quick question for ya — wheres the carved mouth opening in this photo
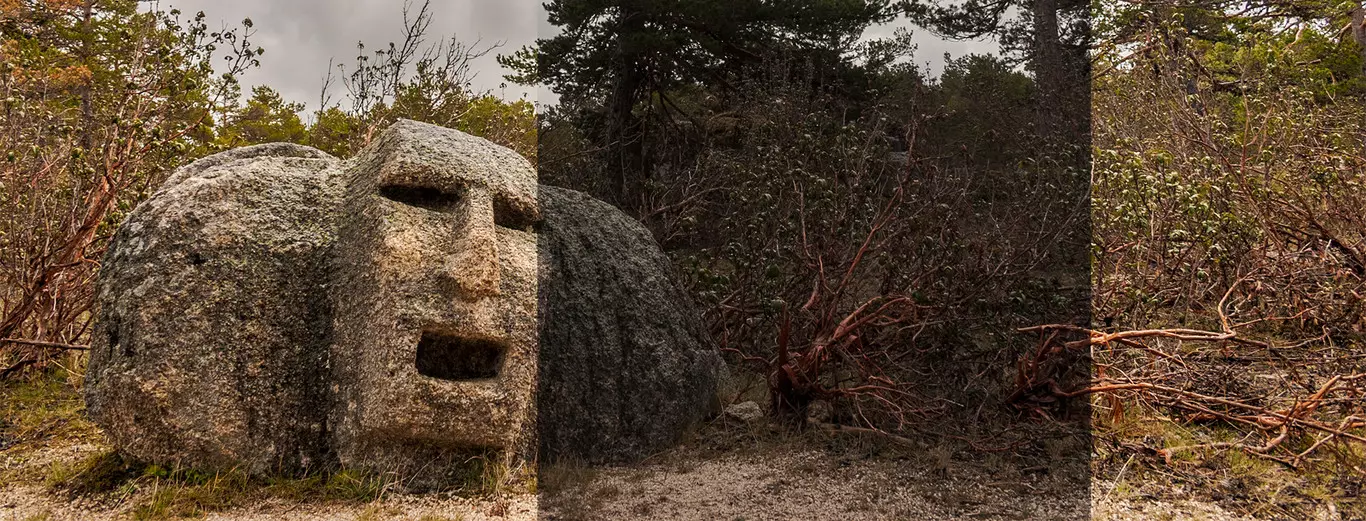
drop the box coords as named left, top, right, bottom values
left=415, top=331, right=506, bottom=381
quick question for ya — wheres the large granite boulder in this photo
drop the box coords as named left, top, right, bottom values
left=85, top=143, right=342, bottom=474
left=83, top=120, right=722, bottom=481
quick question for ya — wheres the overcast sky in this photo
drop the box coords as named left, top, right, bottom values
left=152, top=1, right=994, bottom=114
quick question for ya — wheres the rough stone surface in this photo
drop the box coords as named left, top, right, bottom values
left=537, top=185, right=723, bottom=463
left=84, top=143, right=344, bottom=473
left=328, top=120, right=540, bottom=483
left=84, top=120, right=722, bottom=479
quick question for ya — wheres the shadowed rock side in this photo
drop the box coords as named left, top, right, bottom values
left=536, top=185, right=723, bottom=463
left=84, top=143, right=344, bottom=474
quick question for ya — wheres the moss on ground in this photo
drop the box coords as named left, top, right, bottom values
left=1095, top=401, right=1366, bottom=519
left=0, top=367, right=101, bottom=454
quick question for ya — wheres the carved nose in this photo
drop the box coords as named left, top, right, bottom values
left=442, top=188, right=500, bottom=299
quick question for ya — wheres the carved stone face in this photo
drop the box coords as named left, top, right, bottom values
left=84, top=119, right=721, bottom=484
left=329, top=120, right=540, bottom=471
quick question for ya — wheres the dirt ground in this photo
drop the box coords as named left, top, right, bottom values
left=0, top=394, right=1321, bottom=521
left=7, top=444, right=1086, bottom=521
left=1, top=482, right=537, bottom=521
left=540, top=445, right=1089, bottom=520
left=537, top=421, right=1296, bottom=521
left=3, top=434, right=1316, bottom=521
left=0, top=442, right=535, bottom=521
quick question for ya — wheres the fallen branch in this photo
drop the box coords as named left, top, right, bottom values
left=0, top=359, right=37, bottom=379
left=1016, top=323, right=1366, bottom=467
left=0, top=338, right=90, bottom=351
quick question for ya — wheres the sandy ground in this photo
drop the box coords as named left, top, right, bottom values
left=540, top=443, right=1091, bottom=520
left=1090, top=484, right=1260, bottom=521
left=1093, top=492, right=1348, bottom=521
left=2, top=428, right=1311, bottom=520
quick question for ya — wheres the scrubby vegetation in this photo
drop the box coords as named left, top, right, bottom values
left=0, top=0, right=535, bottom=380
left=528, top=0, right=1092, bottom=484
left=1088, top=0, right=1366, bottom=517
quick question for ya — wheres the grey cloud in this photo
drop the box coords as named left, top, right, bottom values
left=160, top=0, right=540, bottom=113
left=863, top=18, right=1000, bottom=77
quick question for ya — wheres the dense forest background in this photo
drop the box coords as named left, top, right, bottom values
left=524, top=0, right=1093, bottom=454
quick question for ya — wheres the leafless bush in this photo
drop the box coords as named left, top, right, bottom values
left=315, top=0, right=534, bottom=163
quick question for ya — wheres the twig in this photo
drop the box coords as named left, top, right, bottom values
left=0, top=338, right=90, bottom=351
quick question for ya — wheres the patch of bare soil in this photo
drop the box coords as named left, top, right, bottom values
left=538, top=421, right=1091, bottom=521
left=6, top=422, right=1328, bottom=520
left=1093, top=495, right=1264, bottom=521
left=1091, top=479, right=1263, bottom=521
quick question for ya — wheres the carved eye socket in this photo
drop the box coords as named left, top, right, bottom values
left=379, top=185, right=461, bottom=212
left=494, top=198, right=538, bottom=233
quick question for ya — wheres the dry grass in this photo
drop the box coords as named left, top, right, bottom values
left=1, top=369, right=527, bottom=520
left=1086, top=330, right=1366, bottom=519
left=0, top=367, right=100, bottom=454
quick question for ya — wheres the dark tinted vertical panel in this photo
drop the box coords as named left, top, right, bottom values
left=536, top=0, right=1092, bottom=518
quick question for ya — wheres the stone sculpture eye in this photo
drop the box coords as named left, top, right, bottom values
left=493, top=198, right=537, bottom=233
left=378, top=184, right=461, bottom=212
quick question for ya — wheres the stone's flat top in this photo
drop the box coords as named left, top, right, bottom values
left=355, top=119, right=538, bottom=222
left=160, top=142, right=338, bottom=189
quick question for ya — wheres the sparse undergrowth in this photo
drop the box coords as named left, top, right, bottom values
left=44, top=451, right=397, bottom=520
left=1095, top=400, right=1366, bottom=520
left=1086, top=330, right=1366, bottom=520
left=0, top=366, right=101, bottom=455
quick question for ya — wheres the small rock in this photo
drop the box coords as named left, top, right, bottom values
left=807, top=400, right=832, bottom=424
left=726, top=401, right=765, bottom=422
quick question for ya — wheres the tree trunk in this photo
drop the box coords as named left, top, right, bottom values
left=1351, top=5, right=1366, bottom=77
left=606, top=5, right=645, bottom=206
left=1032, top=0, right=1061, bottom=138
